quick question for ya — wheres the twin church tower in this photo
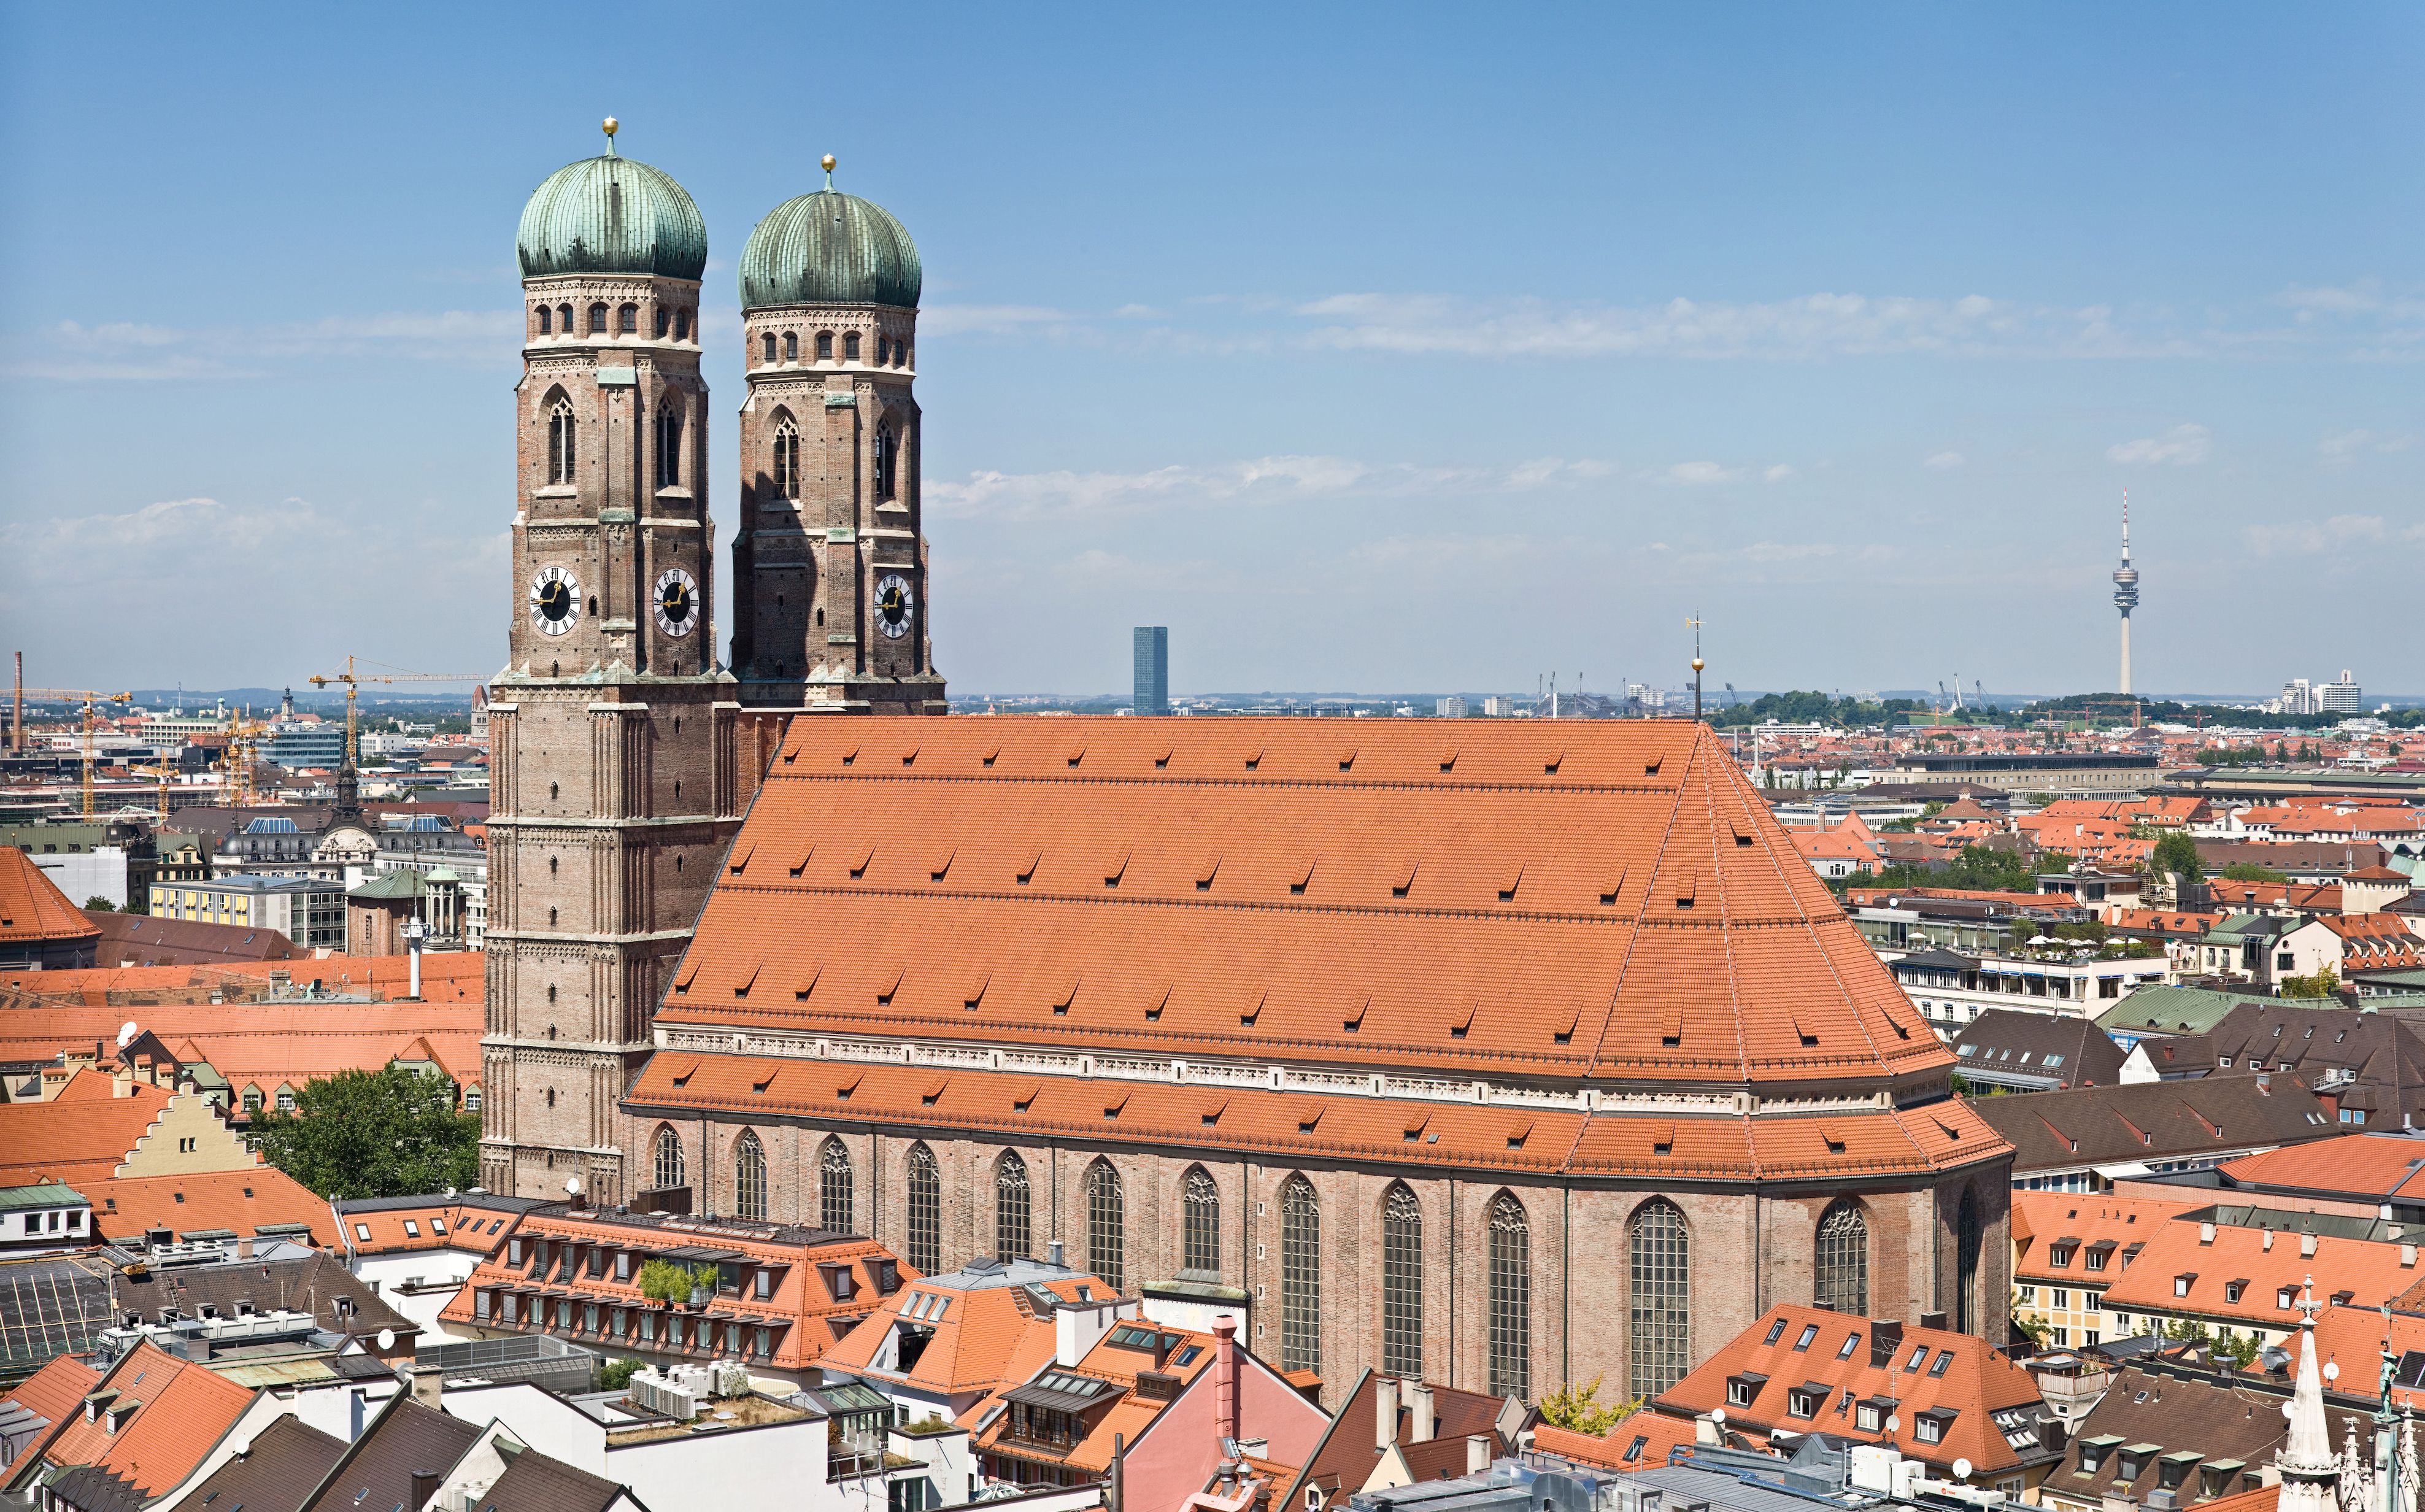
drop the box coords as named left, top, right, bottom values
left=481, top=123, right=943, bottom=1199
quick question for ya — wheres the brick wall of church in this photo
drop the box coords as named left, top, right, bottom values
left=625, top=1110, right=2010, bottom=1406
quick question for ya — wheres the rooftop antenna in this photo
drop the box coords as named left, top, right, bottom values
left=1687, top=614, right=1705, bottom=722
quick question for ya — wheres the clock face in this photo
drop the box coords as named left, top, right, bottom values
left=653, top=567, right=700, bottom=639
left=529, top=566, right=580, bottom=636
left=874, top=574, right=914, bottom=639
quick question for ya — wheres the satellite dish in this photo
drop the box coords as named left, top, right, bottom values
left=117, top=1022, right=140, bottom=1048
left=2325, top=1361, right=2340, bottom=1382
left=376, top=1328, right=396, bottom=1351
left=1711, top=1408, right=1725, bottom=1424
left=565, top=1175, right=583, bottom=1197
left=1885, top=1414, right=1900, bottom=1435
left=1953, top=1459, right=1973, bottom=1482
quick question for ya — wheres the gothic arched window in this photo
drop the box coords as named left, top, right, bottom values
left=675, top=309, right=691, bottom=341
left=1085, top=1160, right=1124, bottom=1294
left=815, top=331, right=835, bottom=361
left=1488, top=1192, right=1532, bottom=1401
left=906, top=1143, right=941, bottom=1273
left=1816, top=1200, right=1870, bottom=1317
left=655, top=403, right=683, bottom=489
left=762, top=333, right=777, bottom=364
left=618, top=303, right=638, bottom=333
left=772, top=421, right=800, bottom=501
left=653, top=306, right=669, bottom=339
left=996, top=1150, right=1031, bottom=1261
left=1181, top=1167, right=1220, bottom=1276
left=652, top=1126, right=685, bottom=1192
left=1956, top=1189, right=1984, bottom=1335
left=819, top=1136, right=854, bottom=1233
left=1629, top=1198, right=1691, bottom=1398
left=1381, top=1184, right=1424, bottom=1377
left=588, top=303, right=608, bottom=334
left=546, top=398, right=576, bottom=485
left=874, top=423, right=898, bottom=501
left=557, top=303, right=573, bottom=333
left=844, top=330, right=861, bottom=361
left=1280, top=1176, right=1320, bottom=1376
left=536, top=305, right=551, bottom=335
left=784, top=331, right=799, bottom=362
left=877, top=337, right=890, bottom=365
left=733, top=1130, right=767, bottom=1222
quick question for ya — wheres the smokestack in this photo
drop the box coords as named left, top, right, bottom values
left=1214, top=1316, right=1240, bottom=1447
left=1376, top=1379, right=1400, bottom=1451
left=1049, top=1239, right=1065, bottom=1268
left=1408, top=1384, right=1435, bottom=1444
left=408, top=1364, right=443, bottom=1409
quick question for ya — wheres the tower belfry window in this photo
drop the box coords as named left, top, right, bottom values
left=536, top=305, right=552, bottom=334
left=655, top=404, right=683, bottom=488
left=773, top=421, right=801, bottom=501
left=557, top=303, right=573, bottom=333
left=763, top=333, right=777, bottom=364
left=874, top=424, right=898, bottom=501
left=547, top=399, right=576, bottom=485
left=619, top=304, right=638, bottom=333
left=844, top=331, right=861, bottom=361
left=653, top=307, right=669, bottom=338
left=783, top=332, right=798, bottom=362
left=816, top=331, right=834, bottom=361
left=588, top=303, right=608, bottom=334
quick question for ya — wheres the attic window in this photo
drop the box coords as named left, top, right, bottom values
left=1239, top=989, right=1264, bottom=1028
left=1652, top=1122, right=1675, bottom=1156
left=1297, top=1106, right=1323, bottom=1135
left=963, top=973, right=990, bottom=1011
left=1244, top=747, right=1262, bottom=771
left=1498, top=862, right=1524, bottom=902
left=876, top=967, right=903, bottom=1006
left=1343, top=995, right=1368, bottom=1032
left=1290, top=858, right=1317, bottom=895
left=1104, top=849, right=1130, bottom=888
left=901, top=745, right=919, bottom=766
left=1196, top=855, right=1220, bottom=892
left=1644, top=757, right=1663, bottom=777
left=1599, top=867, right=1626, bottom=906
left=1506, top=1122, right=1530, bottom=1150
left=793, top=963, right=822, bottom=1000
left=1066, top=745, right=1085, bottom=768
left=1201, top=1098, right=1227, bottom=1126
left=930, top=848, right=954, bottom=881
left=841, top=746, right=858, bottom=766
left=1450, top=1002, right=1475, bottom=1040
left=921, top=1079, right=947, bottom=1107
left=1017, top=850, right=1041, bottom=885
left=849, top=845, right=874, bottom=879
left=734, top=962, right=762, bottom=998
left=982, top=745, right=1000, bottom=767
left=1338, top=749, right=1357, bottom=772
left=1439, top=748, right=1458, bottom=772
left=1819, top=1125, right=1846, bottom=1155
left=1543, top=752, right=1562, bottom=775
left=728, top=843, right=755, bottom=875
left=1052, top=976, right=1079, bottom=1016
left=1551, top=1008, right=1576, bottom=1046
left=1391, top=861, right=1417, bottom=899
left=1154, top=746, right=1172, bottom=768
left=1103, top=1093, right=1128, bottom=1120
left=1144, top=984, right=1169, bottom=1022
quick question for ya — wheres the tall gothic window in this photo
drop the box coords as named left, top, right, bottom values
left=1280, top=1176, right=1320, bottom=1376
left=874, top=423, right=898, bottom=501
left=906, top=1144, right=942, bottom=1273
left=588, top=303, right=608, bottom=334
left=772, top=422, right=800, bottom=501
left=762, top=333, right=776, bottom=364
left=651, top=1126, right=684, bottom=1192
left=654, top=404, right=682, bottom=488
left=1181, top=1167, right=1220, bottom=1276
left=1381, top=1184, right=1423, bottom=1378
left=1629, top=1198, right=1691, bottom=1398
left=1815, top=1200, right=1870, bottom=1317
left=536, top=304, right=551, bottom=335
left=547, top=399, right=576, bottom=485
left=783, top=331, right=798, bottom=361
left=819, top=1137, right=854, bottom=1233
left=1487, top=1192, right=1532, bottom=1402
left=733, top=1131, right=767, bottom=1222
left=1955, top=1189, right=1983, bottom=1335
left=995, top=1150, right=1032, bottom=1260
left=1085, top=1160, right=1125, bottom=1294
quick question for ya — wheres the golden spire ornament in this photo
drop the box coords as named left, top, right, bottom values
left=603, top=117, right=619, bottom=156
left=822, top=153, right=837, bottom=190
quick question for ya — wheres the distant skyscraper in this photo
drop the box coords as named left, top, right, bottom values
left=1133, top=627, right=1169, bottom=714
left=2111, top=491, right=2140, bottom=694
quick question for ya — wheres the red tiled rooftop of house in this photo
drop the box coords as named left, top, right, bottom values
left=0, top=846, right=101, bottom=949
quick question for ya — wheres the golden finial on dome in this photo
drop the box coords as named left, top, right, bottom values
left=603, top=117, right=619, bottom=156
left=822, top=153, right=837, bottom=190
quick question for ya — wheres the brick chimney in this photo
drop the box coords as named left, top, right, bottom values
left=1870, top=1319, right=1904, bottom=1369
left=1214, top=1315, right=1241, bottom=1447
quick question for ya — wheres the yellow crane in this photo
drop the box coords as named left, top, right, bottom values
left=307, top=657, right=484, bottom=768
left=20, top=688, right=134, bottom=817
left=221, top=711, right=274, bottom=806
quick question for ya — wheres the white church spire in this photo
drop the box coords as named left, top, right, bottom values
left=2281, top=1278, right=2343, bottom=1512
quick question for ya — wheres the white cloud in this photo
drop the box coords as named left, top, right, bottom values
left=2107, top=423, right=2211, bottom=466
left=1656, top=461, right=1744, bottom=487
left=1764, top=465, right=1795, bottom=484
left=2319, top=428, right=2416, bottom=465
left=927, top=453, right=1614, bottom=521
left=1, top=310, right=520, bottom=380
left=2243, top=514, right=2425, bottom=554
left=919, top=304, right=1079, bottom=337
left=1924, top=450, right=1966, bottom=471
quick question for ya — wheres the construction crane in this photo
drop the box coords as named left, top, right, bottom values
left=223, top=711, right=271, bottom=806
left=20, top=688, right=134, bottom=817
left=307, top=657, right=483, bottom=768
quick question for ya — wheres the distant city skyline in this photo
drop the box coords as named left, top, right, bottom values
left=1, top=6, right=2418, bottom=695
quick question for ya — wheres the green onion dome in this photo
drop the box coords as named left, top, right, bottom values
left=517, top=152, right=708, bottom=282
left=739, top=189, right=922, bottom=310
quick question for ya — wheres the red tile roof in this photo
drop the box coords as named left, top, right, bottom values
left=817, top=1267, right=1105, bottom=1400
left=655, top=720, right=1957, bottom=1092
left=2218, top=1133, right=2425, bottom=1204
left=0, top=1070, right=174, bottom=1185
left=1654, top=1305, right=2048, bottom=1477
left=25, top=1340, right=255, bottom=1497
left=971, top=1320, right=1218, bottom=1474
left=2009, top=1193, right=2200, bottom=1283
left=83, top=1168, right=329, bottom=1246
left=2097, top=1216, right=2422, bottom=1328
left=1533, top=1414, right=1699, bottom=1472
left=0, top=1002, right=482, bottom=1109
left=0, top=1353, right=102, bottom=1473
left=335, top=1198, right=526, bottom=1259
left=0, top=847, right=100, bottom=949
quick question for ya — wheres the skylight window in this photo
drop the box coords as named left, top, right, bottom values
left=1929, top=1350, right=1954, bottom=1377
left=1794, top=1324, right=1819, bottom=1352
left=1764, top=1319, right=1789, bottom=1346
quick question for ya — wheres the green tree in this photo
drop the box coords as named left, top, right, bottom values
left=601, top=1357, right=645, bottom=1390
left=1538, top=1376, right=1641, bottom=1435
left=2151, top=831, right=2205, bottom=885
left=2280, top=968, right=2340, bottom=1001
left=638, top=1259, right=720, bottom=1302
left=249, top=1065, right=479, bottom=1200
left=85, top=895, right=116, bottom=911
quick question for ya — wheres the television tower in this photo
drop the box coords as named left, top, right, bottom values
left=2111, top=490, right=2140, bottom=694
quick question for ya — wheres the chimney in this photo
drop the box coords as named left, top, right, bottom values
left=2402, top=1244, right=2416, bottom=1269
left=2200, top=1221, right=2217, bottom=1246
left=411, top=1471, right=441, bottom=1511
left=1919, top=1311, right=1948, bottom=1332
left=1049, top=1239, right=1065, bottom=1267
left=2301, top=1232, right=2318, bottom=1259
left=1870, top=1319, right=1904, bottom=1369
left=237, top=1235, right=254, bottom=1260
left=1214, top=1315, right=1241, bottom=1447
left=1376, top=1379, right=1400, bottom=1451
left=1109, top=1433, right=1125, bottom=1512
left=1695, top=1413, right=1721, bottom=1446
left=1408, top=1384, right=1435, bottom=1444
left=2262, top=1230, right=2274, bottom=1252
left=1467, top=1435, right=1491, bottom=1475
left=350, top=1388, right=366, bottom=1441
left=408, top=1364, right=443, bottom=1409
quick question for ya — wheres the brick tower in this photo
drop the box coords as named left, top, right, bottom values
left=730, top=155, right=946, bottom=715
left=481, top=122, right=747, bottom=1202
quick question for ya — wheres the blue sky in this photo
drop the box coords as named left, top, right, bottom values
left=2, top=3, right=2418, bottom=699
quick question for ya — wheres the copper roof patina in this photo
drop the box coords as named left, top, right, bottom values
left=517, top=152, right=707, bottom=282
left=739, top=187, right=921, bottom=310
